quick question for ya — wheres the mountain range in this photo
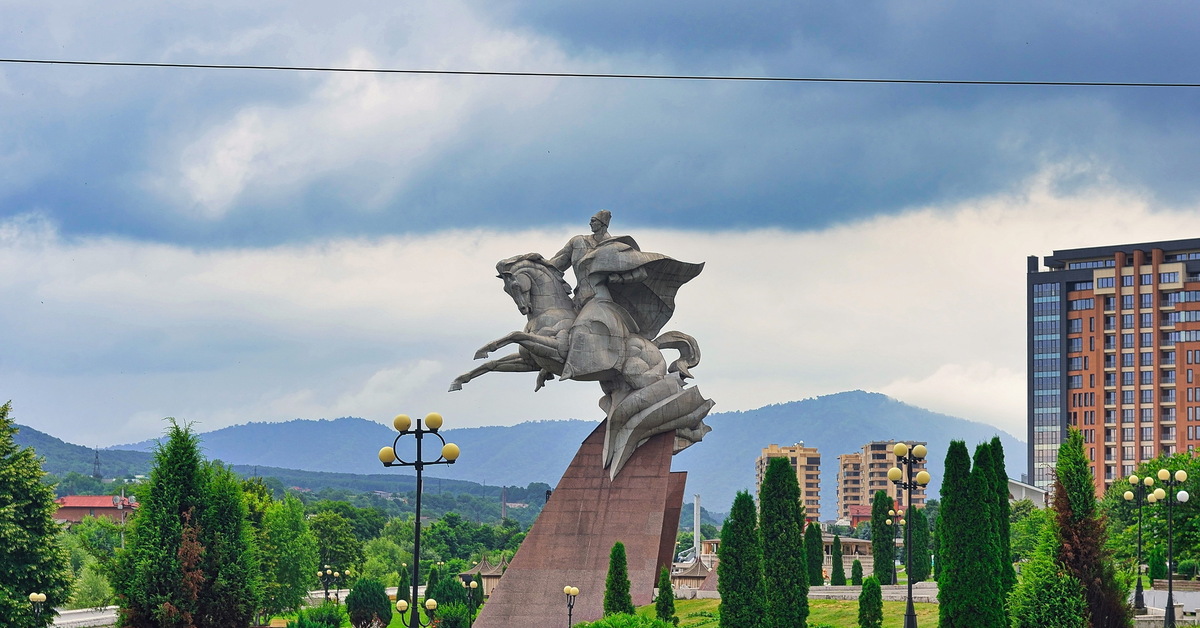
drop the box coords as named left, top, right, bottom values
left=21, top=390, right=1024, bottom=518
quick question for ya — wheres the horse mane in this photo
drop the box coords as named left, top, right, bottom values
left=496, top=253, right=571, bottom=294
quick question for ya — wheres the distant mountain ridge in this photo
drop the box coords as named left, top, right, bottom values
left=102, top=390, right=1024, bottom=517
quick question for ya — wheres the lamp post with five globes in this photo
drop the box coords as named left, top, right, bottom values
left=1150, top=468, right=1189, bottom=628
left=379, top=412, right=460, bottom=628
left=885, top=509, right=903, bottom=586
left=1124, top=474, right=1156, bottom=613
left=888, top=442, right=931, bottom=628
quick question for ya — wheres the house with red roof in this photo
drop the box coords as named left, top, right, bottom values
left=54, top=495, right=137, bottom=525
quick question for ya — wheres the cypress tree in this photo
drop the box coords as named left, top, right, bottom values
left=906, top=506, right=931, bottom=583
left=112, top=419, right=208, bottom=628
left=937, top=440, right=971, bottom=628
left=718, top=491, right=765, bottom=628
left=830, top=535, right=846, bottom=585
left=654, top=566, right=676, bottom=625
left=965, top=443, right=1005, bottom=628
left=603, top=541, right=634, bottom=615
left=805, top=522, right=824, bottom=586
left=1054, top=428, right=1130, bottom=628
left=851, top=560, right=863, bottom=586
left=857, top=576, right=883, bottom=628
left=869, top=490, right=895, bottom=584
left=196, top=463, right=261, bottom=628
left=1008, top=520, right=1087, bottom=628
left=0, top=402, right=73, bottom=628
left=757, top=458, right=807, bottom=628
left=990, top=436, right=1016, bottom=602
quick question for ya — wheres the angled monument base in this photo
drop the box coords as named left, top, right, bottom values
left=473, top=422, right=685, bottom=627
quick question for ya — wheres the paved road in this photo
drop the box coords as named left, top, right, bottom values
left=53, top=607, right=118, bottom=627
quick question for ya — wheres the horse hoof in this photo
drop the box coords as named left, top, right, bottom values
left=473, top=349, right=489, bottom=359
left=448, top=382, right=463, bottom=392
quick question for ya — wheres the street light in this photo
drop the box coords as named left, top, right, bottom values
left=1124, top=474, right=1156, bottom=613
left=888, top=442, right=931, bottom=628
left=1151, top=468, right=1189, bottom=628
left=317, top=566, right=350, bottom=604
left=396, top=598, right=438, bottom=628
left=29, top=592, right=46, bottom=619
left=459, top=576, right=480, bottom=626
left=886, top=510, right=903, bottom=586
left=564, top=585, right=579, bottom=627
left=380, top=412, right=460, bottom=628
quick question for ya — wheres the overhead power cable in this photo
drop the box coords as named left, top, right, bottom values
left=1, top=57, right=1198, bottom=88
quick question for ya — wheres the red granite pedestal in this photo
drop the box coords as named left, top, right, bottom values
left=473, top=422, right=686, bottom=627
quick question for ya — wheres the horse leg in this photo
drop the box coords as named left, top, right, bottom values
left=449, top=353, right=537, bottom=391
left=475, top=331, right=564, bottom=361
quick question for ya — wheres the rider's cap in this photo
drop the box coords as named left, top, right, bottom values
left=592, top=210, right=612, bottom=226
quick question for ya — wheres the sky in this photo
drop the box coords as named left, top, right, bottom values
left=4, top=1, right=1200, bottom=448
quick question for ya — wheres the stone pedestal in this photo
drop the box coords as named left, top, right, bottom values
left=474, top=422, right=685, bottom=627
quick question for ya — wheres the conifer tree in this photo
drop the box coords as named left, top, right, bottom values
left=654, top=566, right=677, bottom=625
left=936, top=440, right=971, bottom=628
left=603, top=541, right=634, bottom=616
left=260, top=495, right=319, bottom=619
left=964, top=443, right=1005, bottom=628
left=906, top=506, right=931, bottom=583
left=0, top=401, right=73, bottom=628
left=851, top=560, right=863, bottom=586
left=757, top=458, right=807, bottom=628
left=718, top=491, right=765, bottom=628
left=196, top=464, right=261, bottom=628
left=1054, top=428, right=1130, bottom=628
left=112, top=419, right=209, bottom=628
left=830, top=535, right=846, bottom=585
left=1008, top=520, right=1087, bottom=628
left=989, top=436, right=1016, bottom=601
left=869, top=491, right=895, bottom=584
left=857, top=576, right=883, bottom=628
left=805, top=522, right=824, bottom=586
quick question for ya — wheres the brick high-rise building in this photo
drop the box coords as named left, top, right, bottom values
left=835, top=441, right=928, bottom=520
left=835, top=452, right=865, bottom=520
left=1027, top=239, right=1200, bottom=495
left=756, top=443, right=821, bottom=521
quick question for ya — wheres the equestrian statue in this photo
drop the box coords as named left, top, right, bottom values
left=449, top=211, right=714, bottom=478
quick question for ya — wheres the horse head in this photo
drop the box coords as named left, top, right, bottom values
left=495, top=253, right=573, bottom=318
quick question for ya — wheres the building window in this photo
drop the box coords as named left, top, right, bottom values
left=1069, top=318, right=1083, bottom=333
left=1141, top=407, right=1155, bottom=422
left=1142, top=293, right=1154, bottom=308
left=1123, top=353, right=1136, bottom=367
left=1123, top=333, right=1135, bottom=349
left=1141, top=426, right=1154, bottom=441
left=1142, top=352, right=1155, bottom=366
left=1123, top=408, right=1136, bottom=423
left=1123, top=427, right=1135, bottom=441
left=1123, top=275, right=1135, bottom=287
left=1141, top=313, right=1154, bottom=328
left=1123, top=371, right=1136, bottom=386
left=1122, top=314, right=1135, bottom=328
left=1142, top=273, right=1154, bottom=285
left=1069, top=338, right=1083, bottom=353
left=1123, top=390, right=1136, bottom=404
left=1141, top=389, right=1154, bottom=404
left=1123, top=295, right=1135, bottom=310
left=1098, top=277, right=1116, bottom=288
left=1141, top=371, right=1154, bottom=385
left=1142, top=445, right=1155, bottom=459
left=1141, top=333, right=1154, bottom=346
left=1162, top=272, right=1179, bottom=283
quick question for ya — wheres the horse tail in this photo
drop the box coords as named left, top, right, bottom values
left=653, top=331, right=701, bottom=380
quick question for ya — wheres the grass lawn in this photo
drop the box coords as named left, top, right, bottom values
left=637, top=597, right=940, bottom=628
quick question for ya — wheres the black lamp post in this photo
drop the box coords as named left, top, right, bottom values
left=28, top=592, right=46, bottom=620
left=317, top=566, right=350, bottom=603
left=1150, top=468, right=1190, bottom=628
left=1124, top=473, right=1156, bottom=613
left=885, top=510, right=902, bottom=586
left=380, top=412, right=460, bottom=628
left=564, top=585, right=579, bottom=627
left=459, top=574, right=480, bottom=626
left=888, top=442, right=931, bottom=628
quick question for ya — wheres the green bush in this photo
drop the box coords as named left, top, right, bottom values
left=1179, top=559, right=1198, bottom=579
left=851, top=560, right=863, bottom=586
left=857, top=576, right=883, bottom=628
left=574, top=613, right=675, bottom=628
left=1149, top=545, right=1167, bottom=581
left=433, top=601, right=473, bottom=628
left=345, top=577, right=391, bottom=628
left=302, top=601, right=348, bottom=627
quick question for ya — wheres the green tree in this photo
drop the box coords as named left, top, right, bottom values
left=869, top=491, right=894, bottom=584
left=851, top=560, right=863, bottom=586
left=936, top=440, right=971, bottom=628
left=196, top=463, right=261, bottom=628
left=309, top=511, right=364, bottom=571
left=830, top=535, right=846, bottom=585
left=1008, top=520, right=1087, bottom=628
left=345, top=577, right=391, bottom=628
left=260, top=494, right=319, bottom=619
left=757, top=457, right=807, bottom=628
left=0, top=402, right=74, bottom=628
left=906, top=506, right=931, bottom=583
left=805, top=522, right=824, bottom=586
left=654, top=566, right=677, bottom=625
left=604, top=541, right=634, bottom=616
left=69, top=564, right=114, bottom=610
left=1148, top=544, right=1167, bottom=581
left=857, top=575, right=883, bottom=628
left=1009, top=500, right=1048, bottom=562
left=718, top=491, right=765, bottom=628
left=1054, top=428, right=1130, bottom=628
left=111, top=419, right=208, bottom=628
left=963, top=443, right=1004, bottom=628
left=989, top=437, right=1016, bottom=603
left=73, top=515, right=123, bottom=567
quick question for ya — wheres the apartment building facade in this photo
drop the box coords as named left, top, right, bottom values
left=836, top=440, right=928, bottom=517
left=756, top=442, right=821, bottom=521
left=1027, top=238, right=1200, bottom=495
